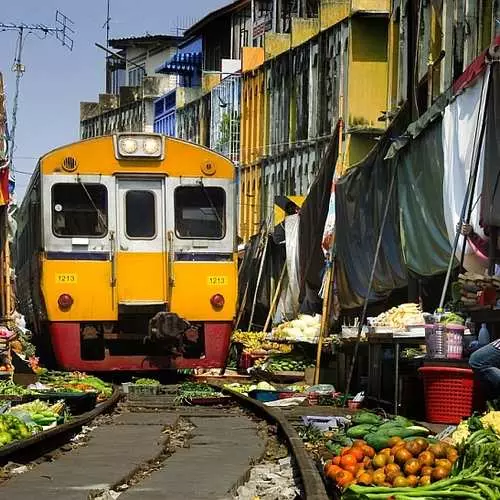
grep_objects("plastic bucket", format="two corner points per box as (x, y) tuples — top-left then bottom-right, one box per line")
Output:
(419, 366), (474, 424)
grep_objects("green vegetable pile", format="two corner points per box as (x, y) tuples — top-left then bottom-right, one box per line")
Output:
(9, 399), (65, 427)
(134, 378), (160, 386)
(438, 312), (464, 325)
(0, 414), (32, 446)
(174, 382), (224, 405)
(256, 353), (314, 373)
(345, 428), (500, 499)
(0, 381), (30, 396)
(346, 411), (431, 450)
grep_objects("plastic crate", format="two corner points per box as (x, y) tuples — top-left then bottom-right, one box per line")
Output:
(248, 389), (279, 402)
(26, 392), (98, 415)
(128, 384), (159, 398)
(418, 366), (474, 424)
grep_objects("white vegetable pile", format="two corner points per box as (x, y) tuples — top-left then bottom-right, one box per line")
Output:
(271, 314), (321, 343)
(370, 303), (425, 330)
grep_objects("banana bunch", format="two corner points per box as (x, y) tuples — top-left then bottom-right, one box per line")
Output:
(372, 303), (424, 329)
(232, 330), (266, 346)
(261, 342), (293, 353)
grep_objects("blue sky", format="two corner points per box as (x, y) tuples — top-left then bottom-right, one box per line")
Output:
(0, 0), (228, 200)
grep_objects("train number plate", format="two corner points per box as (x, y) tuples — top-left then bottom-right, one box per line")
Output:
(56, 273), (77, 284)
(207, 276), (227, 286)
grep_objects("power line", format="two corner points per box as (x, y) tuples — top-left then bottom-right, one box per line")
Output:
(0, 11), (75, 170)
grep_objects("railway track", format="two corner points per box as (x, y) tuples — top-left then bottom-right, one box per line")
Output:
(0, 385), (330, 500)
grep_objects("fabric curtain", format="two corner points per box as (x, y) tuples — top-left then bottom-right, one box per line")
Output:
(442, 67), (489, 269)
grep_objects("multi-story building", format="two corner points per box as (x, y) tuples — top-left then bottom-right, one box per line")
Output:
(238, 0), (390, 239)
(80, 35), (180, 139)
(157, 0), (251, 164)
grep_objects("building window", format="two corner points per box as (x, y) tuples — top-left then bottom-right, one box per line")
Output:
(175, 186), (225, 239)
(128, 63), (146, 87)
(125, 190), (156, 238)
(52, 184), (108, 237)
(111, 68), (126, 94)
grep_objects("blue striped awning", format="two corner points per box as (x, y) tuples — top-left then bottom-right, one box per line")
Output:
(155, 51), (202, 75)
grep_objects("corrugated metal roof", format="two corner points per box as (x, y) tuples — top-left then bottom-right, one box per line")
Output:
(109, 34), (181, 49)
(183, 0), (250, 38)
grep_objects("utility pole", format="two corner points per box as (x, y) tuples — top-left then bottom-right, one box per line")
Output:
(0, 11), (75, 167)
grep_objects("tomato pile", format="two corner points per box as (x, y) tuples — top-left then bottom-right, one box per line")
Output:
(324, 436), (458, 490)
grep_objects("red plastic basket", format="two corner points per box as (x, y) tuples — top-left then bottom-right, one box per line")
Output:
(418, 366), (475, 424)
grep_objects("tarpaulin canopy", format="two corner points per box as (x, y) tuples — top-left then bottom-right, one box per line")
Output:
(397, 120), (452, 276)
(298, 123), (340, 314)
(335, 114), (408, 310)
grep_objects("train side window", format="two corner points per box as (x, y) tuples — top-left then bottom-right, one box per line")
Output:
(125, 190), (156, 239)
(52, 184), (108, 238)
(174, 186), (225, 239)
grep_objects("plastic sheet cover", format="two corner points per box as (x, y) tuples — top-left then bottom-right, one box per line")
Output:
(335, 128), (407, 310)
(397, 120), (452, 276)
(274, 214), (301, 324)
(481, 61), (500, 227)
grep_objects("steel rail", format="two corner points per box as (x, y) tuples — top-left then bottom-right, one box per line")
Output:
(218, 386), (330, 500)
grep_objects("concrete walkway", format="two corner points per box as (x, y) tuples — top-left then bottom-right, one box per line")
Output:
(0, 412), (175, 500)
(0, 412), (265, 500)
(121, 416), (264, 500)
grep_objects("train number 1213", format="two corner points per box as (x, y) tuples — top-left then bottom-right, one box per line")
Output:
(55, 273), (77, 284)
(207, 276), (227, 286)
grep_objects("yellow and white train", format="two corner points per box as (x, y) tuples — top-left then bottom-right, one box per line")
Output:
(16, 133), (237, 371)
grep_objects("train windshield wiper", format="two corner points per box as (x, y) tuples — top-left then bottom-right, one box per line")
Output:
(198, 180), (224, 233)
(77, 178), (109, 232)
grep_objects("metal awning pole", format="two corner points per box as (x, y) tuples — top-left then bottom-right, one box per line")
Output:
(440, 63), (491, 308)
(343, 163), (397, 404)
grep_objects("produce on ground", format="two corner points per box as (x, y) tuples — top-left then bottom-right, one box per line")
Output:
(371, 303), (424, 330)
(8, 399), (66, 427)
(345, 411), (431, 451)
(0, 413), (32, 445)
(343, 427), (500, 498)
(0, 381), (30, 396)
(450, 409), (500, 445)
(134, 378), (160, 386)
(325, 436), (457, 492)
(38, 371), (112, 400)
(223, 383), (253, 395)
(174, 382), (224, 405)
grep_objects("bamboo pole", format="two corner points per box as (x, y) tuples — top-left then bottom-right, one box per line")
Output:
(313, 259), (334, 385)
(264, 264), (287, 332)
(248, 232), (269, 330)
(313, 113), (344, 386)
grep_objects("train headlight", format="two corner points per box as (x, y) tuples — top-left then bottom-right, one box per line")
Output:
(58, 293), (74, 310)
(210, 294), (225, 310)
(119, 137), (138, 154)
(143, 137), (161, 155)
(115, 134), (163, 159)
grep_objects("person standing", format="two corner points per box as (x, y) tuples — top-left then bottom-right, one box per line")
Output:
(469, 337), (500, 399)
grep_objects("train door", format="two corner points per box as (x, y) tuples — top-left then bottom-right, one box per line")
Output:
(165, 177), (237, 320)
(115, 178), (167, 305)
